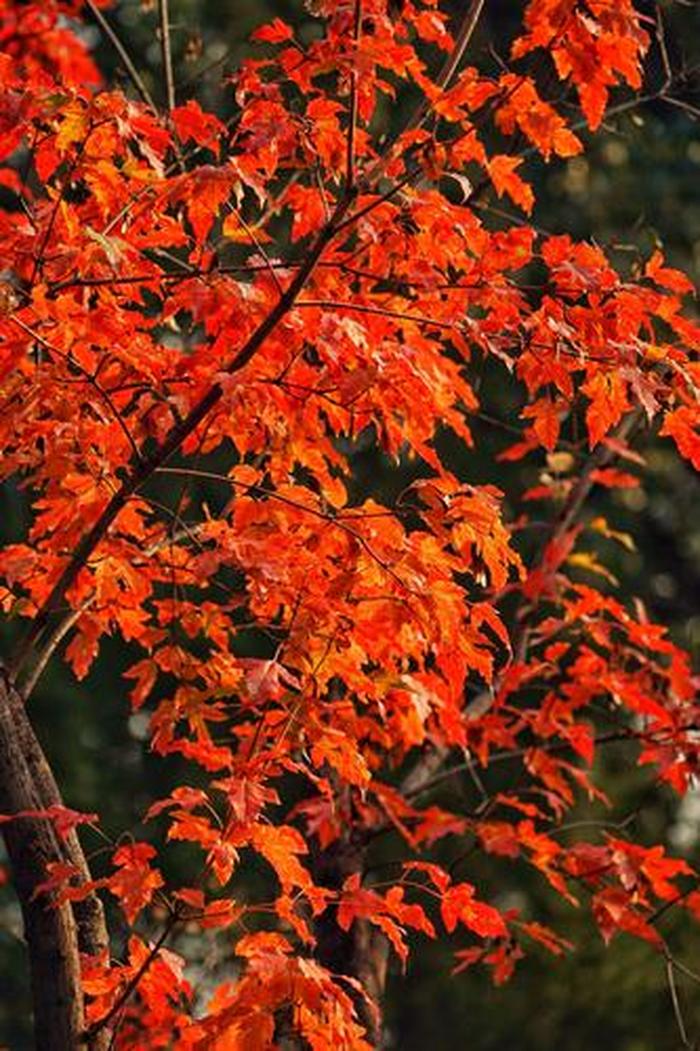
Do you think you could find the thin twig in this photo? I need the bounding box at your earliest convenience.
[346,0,363,191]
[9,317,142,462]
[367,0,486,180]
[158,0,176,112]
[83,912,180,1043]
[667,953,700,990]
[85,0,156,111]
[17,518,210,700]
[154,466,413,593]
[405,730,626,798]
[48,258,450,295]
[430,0,486,107]
[29,129,92,289]
[666,955,692,1048]
[405,720,700,799]
[293,299,456,330]
[662,95,700,121]
[333,171,414,235]
[220,205,284,296]
[649,887,694,927]
[20,606,87,702]
[546,411,642,545]
[654,6,673,95]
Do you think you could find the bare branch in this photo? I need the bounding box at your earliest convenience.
[158,0,176,112]
[20,605,86,702]
[85,0,156,111]
[666,955,692,1048]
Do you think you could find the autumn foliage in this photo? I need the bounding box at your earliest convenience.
[1,0,700,1047]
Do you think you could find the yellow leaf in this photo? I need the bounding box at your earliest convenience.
[222,211,273,243]
[589,517,636,552]
[546,451,575,474]
[56,103,88,152]
[567,551,619,585]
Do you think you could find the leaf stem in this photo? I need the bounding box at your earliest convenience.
[82,911,180,1044]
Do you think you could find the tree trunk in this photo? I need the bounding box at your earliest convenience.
[0,667,110,1049]
[312,825,389,1048]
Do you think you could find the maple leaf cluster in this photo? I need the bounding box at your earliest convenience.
[1,0,700,1047]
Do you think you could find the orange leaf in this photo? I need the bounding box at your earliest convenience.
[487,155,534,213]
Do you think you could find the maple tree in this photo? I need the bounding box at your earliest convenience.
[1,0,700,1047]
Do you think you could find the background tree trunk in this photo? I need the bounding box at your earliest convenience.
[312,819,389,1048]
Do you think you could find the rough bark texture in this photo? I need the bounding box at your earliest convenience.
[0,668,110,1049]
[312,820,389,1048]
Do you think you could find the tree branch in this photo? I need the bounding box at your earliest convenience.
[397,410,645,807]
[346,0,363,191]
[85,0,156,111]
[83,911,179,1044]
[10,192,356,682]
[366,0,486,182]
[158,0,176,112]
